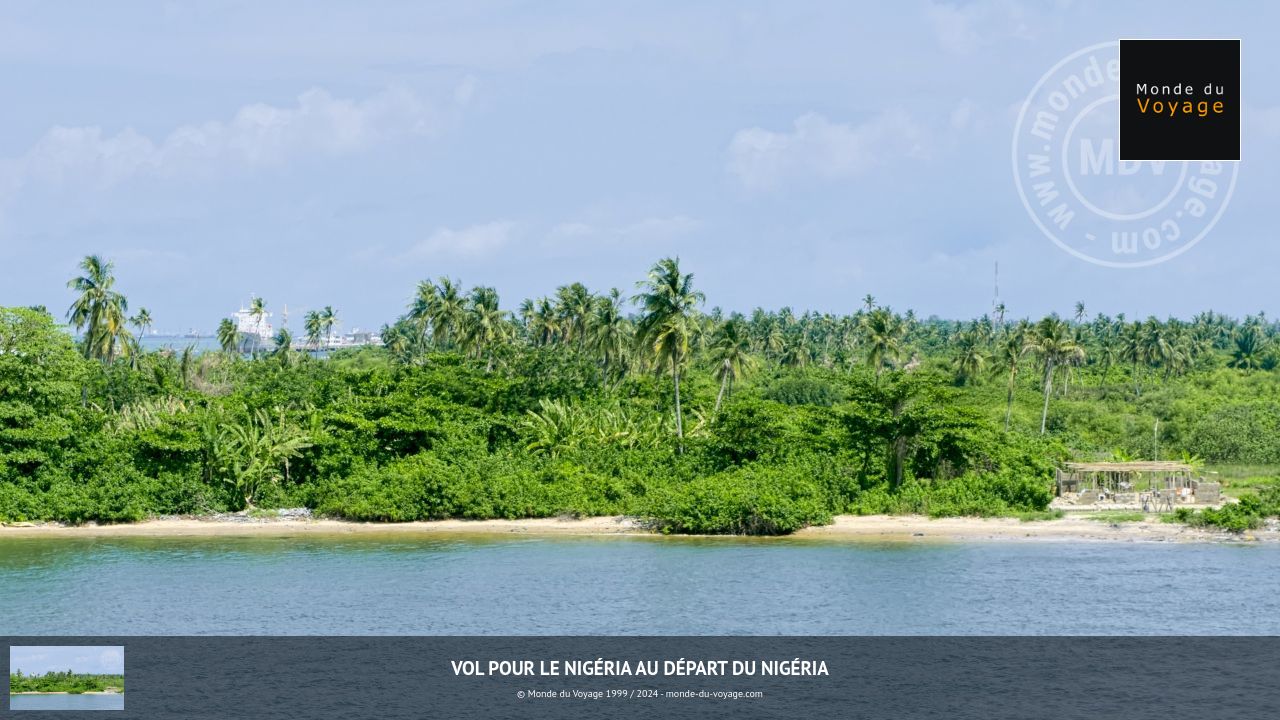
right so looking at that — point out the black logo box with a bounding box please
[1119,39,1240,161]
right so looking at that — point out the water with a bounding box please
[1,535,1278,635]
[136,336,339,357]
[137,336,221,353]
[9,693,124,710]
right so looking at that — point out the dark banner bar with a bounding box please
[5,637,1279,719]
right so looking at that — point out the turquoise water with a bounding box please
[9,693,124,710]
[137,336,220,353]
[1,535,1278,635]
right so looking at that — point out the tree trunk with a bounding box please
[1039,359,1055,434]
[672,355,684,451]
[713,361,730,414]
[1004,366,1016,431]
[891,436,907,488]
[889,399,907,488]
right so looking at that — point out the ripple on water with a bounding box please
[1,536,1278,635]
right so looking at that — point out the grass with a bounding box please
[1084,511,1149,523]
[1011,510,1064,522]
[1203,465,1280,498]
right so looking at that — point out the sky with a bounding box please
[0,1,1277,334]
[10,646,124,675]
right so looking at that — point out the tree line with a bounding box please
[5,252,1277,533]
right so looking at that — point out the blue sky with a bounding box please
[10,646,124,675]
[0,1,1276,333]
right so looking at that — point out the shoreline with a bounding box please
[9,686,122,691]
[1,514,1274,543]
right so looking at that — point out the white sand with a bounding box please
[1,513,1273,542]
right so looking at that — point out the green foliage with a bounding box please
[0,308,88,476]
[9,671,124,694]
[762,375,846,407]
[11,258,1280,536]
[1086,511,1149,523]
[1172,488,1280,532]
[645,463,833,535]
[851,470,1054,518]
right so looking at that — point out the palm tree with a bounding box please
[381,323,411,358]
[633,257,704,447]
[1119,321,1149,395]
[1228,324,1270,371]
[303,310,324,351]
[1025,316,1084,434]
[271,328,296,366]
[779,338,810,368]
[217,318,240,354]
[431,278,466,348]
[462,286,511,370]
[179,345,194,389]
[709,318,756,413]
[555,282,595,346]
[408,279,437,345]
[859,307,905,382]
[588,289,629,379]
[66,254,131,362]
[221,409,312,509]
[526,297,559,346]
[320,306,338,348]
[762,322,785,359]
[1094,320,1120,388]
[130,307,153,337]
[997,322,1029,430]
[952,328,988,385]
[248,297,267,353]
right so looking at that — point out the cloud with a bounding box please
[925,1,1045,55]
[1247,104,1280,140]
[2,86,445,196]
[405,221,516,260]
[927,2,984,55]
[727,111,926,191]
[548,214,699,244]
[98,649,123,673]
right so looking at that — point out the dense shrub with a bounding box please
[762,376,847,407]
[1173,487,1280,532]
[644,464,833,535]
[13,295,1280,536]
[848,471,1053,518]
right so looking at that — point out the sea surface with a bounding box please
[1,535,1278,635]
[9,693,124,710]
[137,336,221,353]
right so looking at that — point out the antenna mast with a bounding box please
[992,261,1001,317]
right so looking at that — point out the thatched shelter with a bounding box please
[1055,461,1216,508]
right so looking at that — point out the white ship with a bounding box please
[233,300,273,348]
[228,298,381,351]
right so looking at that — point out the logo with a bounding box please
[1012,41,1238,268]
[1119,39,1240,161]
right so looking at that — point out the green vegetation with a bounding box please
[1171,488,1280,533]
[4,255,1280,534]
[1085,511,1149,523]
[9,671,124,694]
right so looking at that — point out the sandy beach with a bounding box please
[1,513,1274,543]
